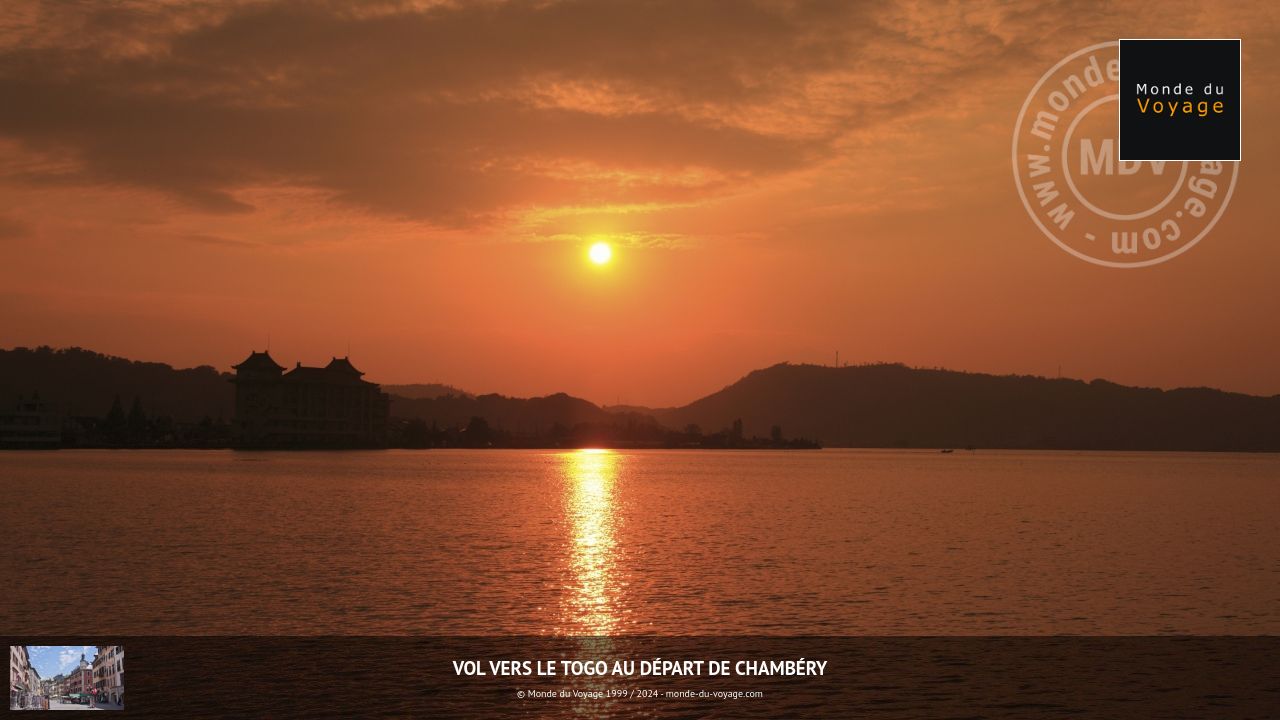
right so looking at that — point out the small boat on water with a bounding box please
[940,448,955,454]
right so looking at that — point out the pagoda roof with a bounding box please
[324,356,364,376]
[283,364,373,386]
[232,351,285,371]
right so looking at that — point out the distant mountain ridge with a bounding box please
[383,383,473,400]
[650,362,1280,452]
[0,346,233,421]
[3,347,1278,450]
[389,392,620,435]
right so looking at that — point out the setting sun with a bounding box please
[588,241,612,265]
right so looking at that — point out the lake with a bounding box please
[2,448,1277,636]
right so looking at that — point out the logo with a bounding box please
[1013,42,1238,267]
[1119,39,1241,161]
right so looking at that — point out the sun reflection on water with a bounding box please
[561,448,622,636]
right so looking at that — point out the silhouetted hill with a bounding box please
[0,346,233,421]
[384,383,472,400]
[604,403,669,415]
[6,347,1279,450]
[389,392,620,435]
[653,363,1280,451]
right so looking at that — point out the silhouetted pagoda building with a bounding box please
[232,351,390,447]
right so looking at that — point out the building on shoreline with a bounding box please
[0,392,62,448]
[232,351,390,447]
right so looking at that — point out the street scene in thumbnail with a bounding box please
[9,645,123,710]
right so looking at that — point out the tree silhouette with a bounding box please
[104,394,126,444]
[127,396,147,442]
[464,416,492,447]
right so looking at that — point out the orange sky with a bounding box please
[2,0,1278,407]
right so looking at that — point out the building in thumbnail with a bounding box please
[26,666,41,708]
[232,351,390,447]
[9,645,42,710]
[10,645,30,709]
[94,645,123,706]
[92,650,105,701]
[65,653,92,699]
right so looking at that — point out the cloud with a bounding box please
[0,0,1047,231]
[0,1,856,225]
[0,214,27,239]
[181,232,255,248]
[57,648,79,672]
[1,0,1269,238]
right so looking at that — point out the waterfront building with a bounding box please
[232,351,390,446]
[0,392,62,448]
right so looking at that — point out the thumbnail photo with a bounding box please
[9,645,123,711]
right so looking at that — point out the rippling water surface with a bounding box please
[3,449,1277,635]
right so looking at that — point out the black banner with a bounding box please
[6,636,1279,718]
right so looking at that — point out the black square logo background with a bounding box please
[1120,39,1240,161]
